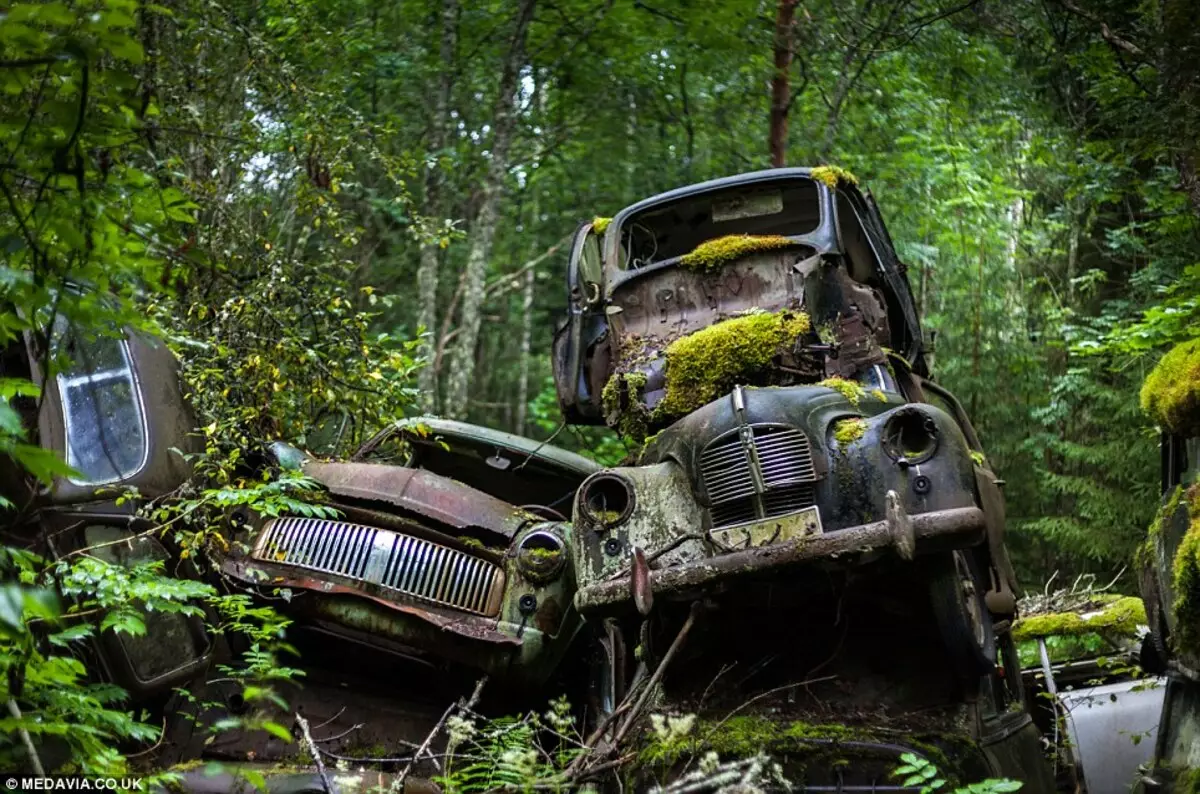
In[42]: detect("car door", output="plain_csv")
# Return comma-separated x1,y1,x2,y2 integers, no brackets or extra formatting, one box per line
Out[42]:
553,222,610,424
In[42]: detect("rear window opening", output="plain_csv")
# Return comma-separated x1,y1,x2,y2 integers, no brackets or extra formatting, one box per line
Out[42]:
619,179,821,269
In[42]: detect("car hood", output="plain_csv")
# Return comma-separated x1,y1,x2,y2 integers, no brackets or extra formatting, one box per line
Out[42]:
302,460,536,540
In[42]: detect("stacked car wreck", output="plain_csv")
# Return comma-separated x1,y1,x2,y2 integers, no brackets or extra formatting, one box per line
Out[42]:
554,167,1054,790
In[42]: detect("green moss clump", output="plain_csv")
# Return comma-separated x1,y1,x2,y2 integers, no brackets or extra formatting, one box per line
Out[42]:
1140,339,1200,436
1011,596,1147,641
593,216,612,234
969,450,986,467
833,418,867,446
602,371,650,441
817,377,866,406
655,310,811,419
810,165,859,188
679,234,796,272
1170,485,1200,655
870,389,887,402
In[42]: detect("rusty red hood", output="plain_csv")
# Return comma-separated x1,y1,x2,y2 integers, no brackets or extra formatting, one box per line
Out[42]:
301,460,534,540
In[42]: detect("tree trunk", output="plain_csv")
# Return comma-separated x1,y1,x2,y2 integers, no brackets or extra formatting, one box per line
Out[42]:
768,0,799,167
443,0,536,419
515,267,535,435
416,0,458,413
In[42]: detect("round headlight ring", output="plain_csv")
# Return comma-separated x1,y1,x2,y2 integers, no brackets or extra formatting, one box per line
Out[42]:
516,529,567,583
881,408,940,465
578,472,636,528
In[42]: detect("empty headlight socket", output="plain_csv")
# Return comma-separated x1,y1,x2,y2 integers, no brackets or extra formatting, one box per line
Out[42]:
578,472,636,530
881,408,940,469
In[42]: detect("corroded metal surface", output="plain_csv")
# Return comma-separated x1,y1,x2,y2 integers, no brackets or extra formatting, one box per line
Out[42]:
574,506,986,612
303,460,534,539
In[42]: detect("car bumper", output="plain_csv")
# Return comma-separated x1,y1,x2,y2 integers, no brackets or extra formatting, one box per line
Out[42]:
573,503,987,613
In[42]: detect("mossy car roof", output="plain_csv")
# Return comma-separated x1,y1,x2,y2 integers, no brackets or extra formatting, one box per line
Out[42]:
378,416,601,477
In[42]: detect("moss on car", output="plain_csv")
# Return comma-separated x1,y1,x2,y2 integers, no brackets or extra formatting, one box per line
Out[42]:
1011,596,1147,642
679,234,797,272
1140,339,1200,436
655,310,811,420
810,165,859,188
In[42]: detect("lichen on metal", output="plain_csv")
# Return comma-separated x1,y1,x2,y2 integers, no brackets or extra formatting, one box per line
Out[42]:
817,377,866,407
678,234,796,272
833,417,867,446
810,165,859,188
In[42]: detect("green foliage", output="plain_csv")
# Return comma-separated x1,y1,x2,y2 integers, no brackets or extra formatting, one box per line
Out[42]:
893,753,1022,794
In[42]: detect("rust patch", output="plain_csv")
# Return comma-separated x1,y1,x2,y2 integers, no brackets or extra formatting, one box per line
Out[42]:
304,461,534,539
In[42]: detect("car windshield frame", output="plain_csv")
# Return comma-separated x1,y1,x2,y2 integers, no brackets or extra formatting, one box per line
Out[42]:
602,169,835,276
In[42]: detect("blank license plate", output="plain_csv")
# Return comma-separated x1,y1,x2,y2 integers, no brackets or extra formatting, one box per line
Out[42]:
711,506,823,550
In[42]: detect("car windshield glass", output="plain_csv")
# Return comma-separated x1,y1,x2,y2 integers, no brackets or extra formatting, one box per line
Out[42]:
619,179,821,269
53,322,148,485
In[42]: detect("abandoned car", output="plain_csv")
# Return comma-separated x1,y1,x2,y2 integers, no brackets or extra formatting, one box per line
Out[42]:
0,320,216,770
1134,339,1200,794
218,416,598,688
553,167,1051,789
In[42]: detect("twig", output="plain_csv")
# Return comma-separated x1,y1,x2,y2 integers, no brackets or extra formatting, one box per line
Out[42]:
314,723,364,744
612,601,703,747
311,706,346,732
8,699,45,775
125,716,168,759
296,713,333,794
392,676,488,792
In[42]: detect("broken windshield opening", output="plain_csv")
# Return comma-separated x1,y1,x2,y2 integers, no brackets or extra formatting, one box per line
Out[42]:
618,179,821,269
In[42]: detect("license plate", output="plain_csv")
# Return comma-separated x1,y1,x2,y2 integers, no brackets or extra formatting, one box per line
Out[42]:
711,506,823,550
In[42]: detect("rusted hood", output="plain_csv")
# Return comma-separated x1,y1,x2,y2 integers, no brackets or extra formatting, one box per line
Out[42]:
303,460,532,539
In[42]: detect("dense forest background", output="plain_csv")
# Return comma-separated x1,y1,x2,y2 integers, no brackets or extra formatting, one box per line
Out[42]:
4,0,1200,639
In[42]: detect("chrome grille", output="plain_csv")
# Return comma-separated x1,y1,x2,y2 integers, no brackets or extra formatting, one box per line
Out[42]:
700,425,819,529
253,516,503,617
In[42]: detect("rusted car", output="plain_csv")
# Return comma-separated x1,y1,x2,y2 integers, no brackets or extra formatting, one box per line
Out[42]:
553,167,1051,789
0,321,212,703
219,416,598,688
1133,340,1200,794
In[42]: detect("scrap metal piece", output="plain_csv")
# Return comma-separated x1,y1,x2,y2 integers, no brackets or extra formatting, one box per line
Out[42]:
632,546,654,616
886,489,916,561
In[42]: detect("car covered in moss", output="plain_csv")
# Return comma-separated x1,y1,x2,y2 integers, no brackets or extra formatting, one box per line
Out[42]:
553,168,1051,789
218,417,598,690
1134,339,1200,794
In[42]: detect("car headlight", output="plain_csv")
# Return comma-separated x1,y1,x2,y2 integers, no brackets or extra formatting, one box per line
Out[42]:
515,528,568,582
577,472,636,528
881,408,939,466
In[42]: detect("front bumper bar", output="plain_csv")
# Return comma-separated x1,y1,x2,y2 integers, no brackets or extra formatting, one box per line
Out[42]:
574,503,986,613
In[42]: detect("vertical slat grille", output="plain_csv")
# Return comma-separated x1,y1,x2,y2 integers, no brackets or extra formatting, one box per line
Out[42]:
253,516,502,616
700,425,819,529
